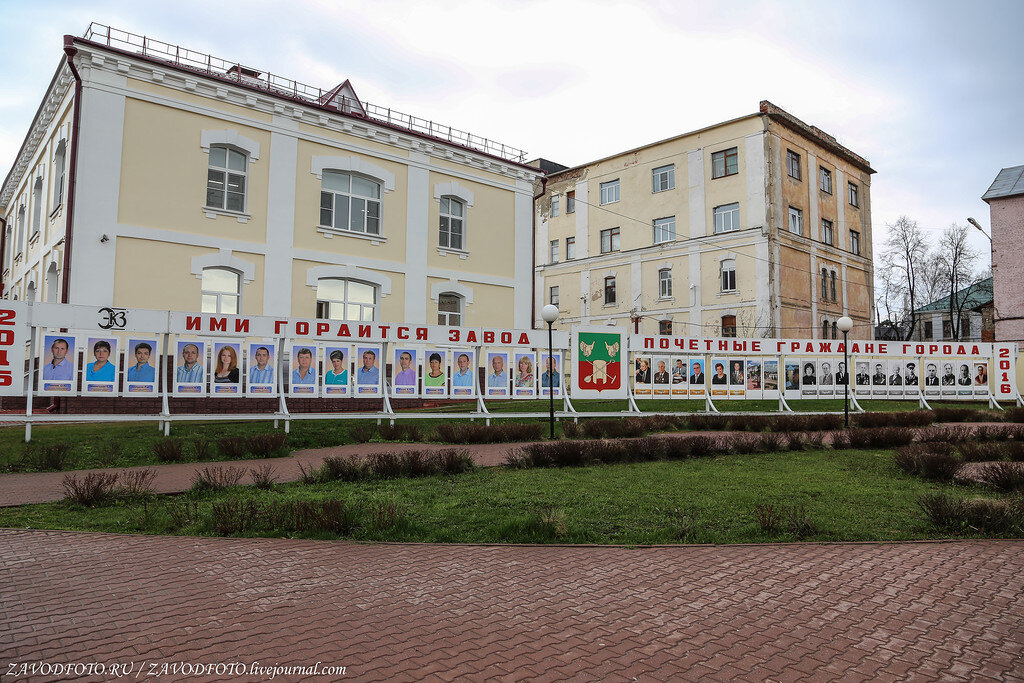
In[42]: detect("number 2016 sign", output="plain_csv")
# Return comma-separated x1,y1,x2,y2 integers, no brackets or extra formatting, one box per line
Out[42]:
0,302,28,395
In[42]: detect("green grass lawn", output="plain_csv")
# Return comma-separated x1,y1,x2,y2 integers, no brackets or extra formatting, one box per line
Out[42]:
0,448,999,544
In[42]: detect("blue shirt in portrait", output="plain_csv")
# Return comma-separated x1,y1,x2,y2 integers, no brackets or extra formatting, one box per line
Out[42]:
86,361,115,382
451,369,473,387
249,365,274,385
357,366,379,385
487,371,508,388
42,357,74,381
176,363,203,383
292,368,316,385
325,369,348,385
126,363,155,383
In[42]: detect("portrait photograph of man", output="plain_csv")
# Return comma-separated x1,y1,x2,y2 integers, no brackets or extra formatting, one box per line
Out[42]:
486,352,510,397
835,361,848,386
392,348,419,397
819,361,834,386
688,358,706,396
634,358,651,384
924,363,939,386
540,353,562,398
974,362,988,386
904,362,918,386
958,363,972,386
450,350,476,397
39,334,77,395
354,346,382,395
872,362,887,386
671,356,688,397
888,360,903,386
653,359,670,385
729,360,744,385
941,363,956,386
124,338,159,394
855,362,870,386
322,345,350,396
247,343,276,395
174,340,206,395
290,345,317,396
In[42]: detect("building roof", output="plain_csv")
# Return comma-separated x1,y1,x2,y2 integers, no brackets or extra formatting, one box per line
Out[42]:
982,165,1024,202
915,277,993,313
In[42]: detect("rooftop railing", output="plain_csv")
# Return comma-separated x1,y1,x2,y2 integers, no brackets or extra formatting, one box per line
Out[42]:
82,23,529,164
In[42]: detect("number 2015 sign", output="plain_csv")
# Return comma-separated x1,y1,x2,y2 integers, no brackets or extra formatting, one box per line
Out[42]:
0,302,28,395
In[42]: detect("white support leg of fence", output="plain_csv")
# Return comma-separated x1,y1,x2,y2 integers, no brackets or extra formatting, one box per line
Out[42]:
918,393,933,411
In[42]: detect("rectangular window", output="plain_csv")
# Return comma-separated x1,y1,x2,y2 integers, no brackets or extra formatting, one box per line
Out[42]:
604,276,616,304
942,320,951,339
549,286,559,306
566,237,575,260
566,190,575,213
830,271,837,301
712,147,738,179
659,269,672,298
924,320,933,339
822,219,834,245
788,207,803,235
721,315,737,337
653,216,676,244
821,269,828,299
206,146,248,213
787,150,801,180
721,259,736,292
551,196,560,217
850,230,861,255
819,166,833,194
652,164,675,192
600,179,620,205
713,203,740,234
848,182,859,207
549,239,558,264
600,227,620,254
659,320,672,335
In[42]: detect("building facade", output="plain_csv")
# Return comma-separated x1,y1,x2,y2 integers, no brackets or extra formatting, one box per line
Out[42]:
0,25,541,329
910,277,994,343
982,165,1024,345
535,101,875,339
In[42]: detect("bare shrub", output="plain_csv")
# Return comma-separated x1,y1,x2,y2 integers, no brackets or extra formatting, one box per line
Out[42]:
753,503,783,533
153,438,185,463
786,505,817,538
216,436,249,459
117,469,156,498
320,455,368,482
297,461,320,485
191,465,245,492
919,493,1024,535
918,450,962,482
191,438,214,461
977,462,1024,492
249,463,277,489
348,423,375,443
561,421,584,439
37,443,71,470
248,432,288,457
61,472,119,505
434,448,475,474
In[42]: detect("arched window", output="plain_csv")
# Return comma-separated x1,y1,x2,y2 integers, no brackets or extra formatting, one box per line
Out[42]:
721,259,736,292
201,267,241,314
830,270,837,302
721,315,737,337
206,146,248,213
25,282,36,303
31,177,43,237
659,268,672,298
4,227,11,271
822,319,830,339
15,205,25,256
832,321,838,339
437,292,463,325
315,278,377,321
439,197,464,250
320,171,381,235
45,262,58,302
52,139,66,207
820,268,828,299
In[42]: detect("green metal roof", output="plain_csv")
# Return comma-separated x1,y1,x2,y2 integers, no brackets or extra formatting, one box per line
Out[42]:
915,277,993,313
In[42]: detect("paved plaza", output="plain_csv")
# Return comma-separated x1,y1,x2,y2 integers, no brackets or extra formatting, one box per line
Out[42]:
2,530,1022,680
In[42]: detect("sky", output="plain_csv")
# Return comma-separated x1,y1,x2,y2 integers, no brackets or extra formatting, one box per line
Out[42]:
1,0,1021,268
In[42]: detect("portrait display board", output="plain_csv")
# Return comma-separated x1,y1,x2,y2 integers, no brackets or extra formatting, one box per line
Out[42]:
449,349,476,398
83,336,118,395
513,351,537,399
763,359,780,397
729,359,745,398
353,345,382,396
39,334,78,396
173,339,206,396
800,360,818,397
392,347,420,398
745,359,762,400
709,358,728,397
247,343,277,396
0,301,28,396
322,344,350,397
289,343,318,396
485,351,510,398
688,358,706,397
670,357,688,398
817,359,835,398
211,341,243,396
124,337,159,395
423,348,448,398
571,326,627,400
784,361,800,401
539,352,562,398
652,356,672,397
633,356,653,397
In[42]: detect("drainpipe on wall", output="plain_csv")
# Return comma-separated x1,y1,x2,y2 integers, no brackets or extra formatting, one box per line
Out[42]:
531,176,548,328
60,35,83,305
0,216,6,298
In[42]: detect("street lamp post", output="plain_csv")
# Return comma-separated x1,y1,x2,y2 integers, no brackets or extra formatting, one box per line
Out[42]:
541,304,559,440
837,316,854,428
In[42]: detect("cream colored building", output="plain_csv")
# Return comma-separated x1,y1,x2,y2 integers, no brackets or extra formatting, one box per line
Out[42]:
1,25,541,328
535,101,875,339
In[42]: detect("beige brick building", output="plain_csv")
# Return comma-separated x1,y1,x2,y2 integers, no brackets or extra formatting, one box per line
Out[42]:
535,101,875,339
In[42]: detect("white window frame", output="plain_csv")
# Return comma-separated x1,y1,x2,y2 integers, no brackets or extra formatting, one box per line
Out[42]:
788,207,803,235
320,170,383,238
549,286,559,306
206,145,249,214
713,203,740,234
822,219,834,245
551,196,560,217
604,276,616,305
848,182,859,207
52,139,66,210
819,166,833,194
658,268,672,298
437,292,464,326
652,165,675,193
315,278,379,322
600,179,620,205
31,176,43,239
549,239,559,264
201,267,242,315
653,216,676,245
786,149,801,180
439,195,465,251
566,236,575,260
720,259,736,292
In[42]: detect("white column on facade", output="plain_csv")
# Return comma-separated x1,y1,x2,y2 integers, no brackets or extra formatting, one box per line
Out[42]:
630,253,642,313
932,312,942,340
580,269,591,324
810,252,819,338
535,209,549,321
574,181,589,259
969,310,982,341
744,133,767,230
263,116,298,316
512,180,533,328
772,241,782,337
755,238,770,334
404,152,430,324
687,150,706,239
69,73,126,306
688,248,701,335
841,263,849,316
835,168,846,249
807,152,820,241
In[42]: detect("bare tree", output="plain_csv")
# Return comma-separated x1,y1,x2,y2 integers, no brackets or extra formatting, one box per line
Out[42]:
878,216,927,340
936,224,980,340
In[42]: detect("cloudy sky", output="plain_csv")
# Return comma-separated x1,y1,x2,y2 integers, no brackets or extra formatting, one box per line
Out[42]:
2,0,1021,263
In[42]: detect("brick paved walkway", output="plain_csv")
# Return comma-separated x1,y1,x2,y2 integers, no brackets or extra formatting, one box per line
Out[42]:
2,530,1022,681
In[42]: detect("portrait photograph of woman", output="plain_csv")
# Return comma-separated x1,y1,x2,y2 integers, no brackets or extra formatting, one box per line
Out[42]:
212,342,242,395
423,349,447,397
323,346,350,396
84,337,118,394
514,352,536,398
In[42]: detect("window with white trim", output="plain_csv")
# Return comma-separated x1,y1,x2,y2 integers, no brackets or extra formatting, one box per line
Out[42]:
712,147,738,178
659,320,672,335
600,179,620,205
315,278,377,321
566,237,575,260
52,139,66,208
320,171,381,235
848,182,859,207
600,227,620,253
201,267,241,314
15,205,25,256
31,177,42,238
819,166,832,194
653,216,676,244
439,196,464,249
786,150,801,180
652,164,675,193
721,259,736,292
437,292,463,325
822,218,834,245
566,190,575,213
551,196,560,217
549,239,559,264
788,207,803,235
604,276,616,304
850,230,861,255
830,270,837,302
206,146,248,212
713,203,740,234
549,286,559,306
658,268,672,298
820,268,828,299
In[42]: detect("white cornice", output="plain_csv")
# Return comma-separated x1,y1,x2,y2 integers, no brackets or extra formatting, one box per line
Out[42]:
72,42,541,185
